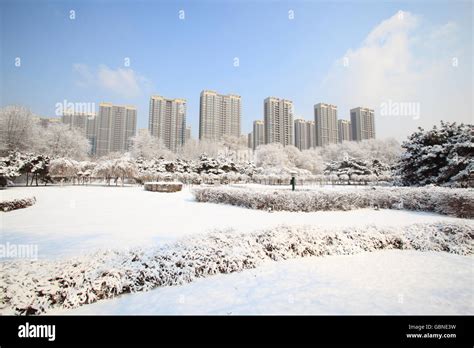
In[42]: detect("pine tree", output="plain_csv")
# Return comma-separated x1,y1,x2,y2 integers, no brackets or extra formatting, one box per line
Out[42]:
400,121,473,187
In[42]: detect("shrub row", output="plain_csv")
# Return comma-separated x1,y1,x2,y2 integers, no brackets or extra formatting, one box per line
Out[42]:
192,186,474,218
1,221,472,315
0,197,36,212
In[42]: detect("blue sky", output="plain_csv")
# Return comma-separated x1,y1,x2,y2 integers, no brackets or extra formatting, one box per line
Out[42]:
1,0,472,140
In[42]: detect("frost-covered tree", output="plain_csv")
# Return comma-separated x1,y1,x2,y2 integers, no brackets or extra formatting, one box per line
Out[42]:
318,138,401,165
111,157,138,186
39,123,90,160
93,157,138,186
0,105,39,154
255,143,289,168
16,153,52,186
49,158,79,183
92,160,114,185
129,131,175,160
179,139,219,160
324,156,392,183
218,135,248,159
0,154,21,187
400,122,473,187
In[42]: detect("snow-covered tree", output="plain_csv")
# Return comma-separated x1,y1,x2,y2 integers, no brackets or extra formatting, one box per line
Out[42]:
92,160,114,185
48,158,79,183
400,122,473,187
0,154,21,187
16,153,52,186
111,157,138,186
0,105,39,154
318,138,402,165
324,156,392,183
255,143,289,168
179,139,219,160
129,131,175,160
93,157,138,186
39,123,90,160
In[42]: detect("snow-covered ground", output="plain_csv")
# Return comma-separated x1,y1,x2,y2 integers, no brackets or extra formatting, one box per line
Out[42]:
0,185,469,259
51,250,473,315
2,184,472,315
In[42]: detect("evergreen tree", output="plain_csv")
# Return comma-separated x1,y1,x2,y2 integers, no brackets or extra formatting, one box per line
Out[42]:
400,122,473,187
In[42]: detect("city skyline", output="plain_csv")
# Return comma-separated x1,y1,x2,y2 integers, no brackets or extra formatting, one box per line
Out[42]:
58,93,377,155
1,1,472,141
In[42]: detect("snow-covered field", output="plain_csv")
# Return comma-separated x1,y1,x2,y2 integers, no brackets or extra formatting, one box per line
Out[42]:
1,185,469,259
1,184,472,315
52,250,473,315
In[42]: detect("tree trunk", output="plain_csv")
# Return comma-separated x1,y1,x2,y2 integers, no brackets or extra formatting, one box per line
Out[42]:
26,172,29,186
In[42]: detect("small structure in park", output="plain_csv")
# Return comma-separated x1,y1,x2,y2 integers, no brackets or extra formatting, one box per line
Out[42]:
144,182,183,193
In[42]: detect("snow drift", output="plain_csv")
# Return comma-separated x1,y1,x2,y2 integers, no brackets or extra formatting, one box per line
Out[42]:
1,221,472,315
192,186,474,218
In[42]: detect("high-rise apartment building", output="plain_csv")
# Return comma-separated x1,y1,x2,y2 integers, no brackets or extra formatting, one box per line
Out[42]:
96,103,137,157
149,95,186,152
294,119,307,150
307,120,316,149
350,107,376,141
337,119,352,143
252,120,265,150
294,119,316,150
199,90,241,141
185,126,192,143
247,132,253,149
314,103,338,146
264,97,294,146
61,111,98,154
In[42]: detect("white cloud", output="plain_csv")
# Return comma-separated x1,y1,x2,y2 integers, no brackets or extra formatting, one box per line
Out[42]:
321,10,472,141
73,64,151,99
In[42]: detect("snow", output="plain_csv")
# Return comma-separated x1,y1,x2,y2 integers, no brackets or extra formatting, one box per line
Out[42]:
2,219,471,314
51,250,473,315
1,185,469,259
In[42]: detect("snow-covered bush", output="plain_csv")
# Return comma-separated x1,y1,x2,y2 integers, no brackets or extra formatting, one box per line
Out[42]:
49,158,79,183
0,197,36,212
192,186,474,218
0,154,21,187
93,157,138,185
1,221,471,315
324,157,392,183
400,121,473,187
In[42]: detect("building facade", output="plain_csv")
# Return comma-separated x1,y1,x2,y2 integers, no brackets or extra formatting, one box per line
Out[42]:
61,111,98,154
149,95,187,152
264,97,294,146
307,120,316,149
337,119,352,143
185,126,192,144
350,107,376,141
252,120,265,150
314,103,338,146
199,90,241,142
96,103,137,157
294,119,315,150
